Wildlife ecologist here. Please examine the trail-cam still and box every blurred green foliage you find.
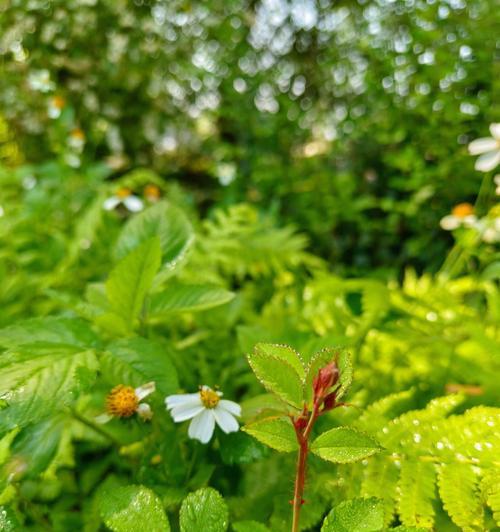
[0,1,499,531]
[1,0,498,273]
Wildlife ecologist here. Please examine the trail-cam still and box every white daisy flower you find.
[96,381,155,423]
[166,385,241,444]
[468,123,500,172]
[103,187,144,212]
[440,203,477,231]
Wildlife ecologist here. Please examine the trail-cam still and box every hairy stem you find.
[291,404,319,532]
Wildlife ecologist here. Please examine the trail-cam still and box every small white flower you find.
[28,69,54,92]
[468,123,500,172]
[166,385,241,444]
[96,381,155,423]
[440,203,477,231]
[103,188,144,212]
[494,175,500,196]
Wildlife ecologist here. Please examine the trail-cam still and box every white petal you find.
[489,123,500,139]
[103,196,120,210]
[440,215,460,230]
[95,413,113,424]
[468,138,497,155]
[462,215,478,228]
[170,403,205,422]
[165,393,201,409]
[188,410,215,443]
[124,195,144,212]
[137,403,153,421]
[475,150,500,172]
[218,399,241,417]
[135,381,155,401]
[213,406,239,434]
[494,174,500,186]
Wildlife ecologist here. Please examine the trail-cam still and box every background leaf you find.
[321,497,384,532]
[149,283,234,315]
[106,237,161,327]
[99,484,170,532]
[179,487,228,532]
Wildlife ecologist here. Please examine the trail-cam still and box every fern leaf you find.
[361,456,399,526]
[438,464,483,531]
[481,469,500,527]
[397,459,436,529]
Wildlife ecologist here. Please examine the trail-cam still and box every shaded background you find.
[0,0,498,274]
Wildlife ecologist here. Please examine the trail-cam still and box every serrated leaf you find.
[321,497,384,532]
[106,237,161,328]
[253,343,305,379]
[149,283,234,316]
[247,350,304,409]
[99,484,170,532]
[311,427,381,464]
[0,350,98,432]
[242,416,298,452]
[101,337,178,396]
[179,487,228,532]
[0,317,99,351]
[114,201,193,269]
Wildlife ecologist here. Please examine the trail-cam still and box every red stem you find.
[291,403,319,532]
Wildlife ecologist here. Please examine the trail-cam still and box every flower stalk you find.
[290,361,341,532]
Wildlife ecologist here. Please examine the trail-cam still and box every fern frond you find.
[481,469,500,527]
[397,459,436,529]
[361,456,399,526]
[438,463,483,531]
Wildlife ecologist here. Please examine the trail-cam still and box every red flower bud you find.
[322,391,337,411]
[313,361,339,399]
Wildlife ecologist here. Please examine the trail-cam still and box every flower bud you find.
[313,361,339,399]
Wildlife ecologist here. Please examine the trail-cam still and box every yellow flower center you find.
[116,187,132,199]
[71,128,85,140]
[106,385,138,417]
[52,96,65,109]
[144,184,161,199]
[452,203,474,218]
[199,388,220,409]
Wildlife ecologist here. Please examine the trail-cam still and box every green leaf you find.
[438,464,483,530]
[0,317,99,351]
[218,431,268,465]
[0,349,98,432]
[397,460,435,529]
[247,349,304,409]
[106,237,161,327]
[0,506,21,531]
[242,417,298,452]
[149,283,234,315]
[232,521,270,532]
[253,343,305,379]
[99,484,170,532]
[179,487,228,532]
[321,497,384,532]
[100,337,178,396]
[311,427,381,464]
[114,201,193,268]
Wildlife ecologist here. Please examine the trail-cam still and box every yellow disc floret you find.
[452,202,474,218]
[116,187,132,199]
[106,385,138,418]
[199,387,220,409]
